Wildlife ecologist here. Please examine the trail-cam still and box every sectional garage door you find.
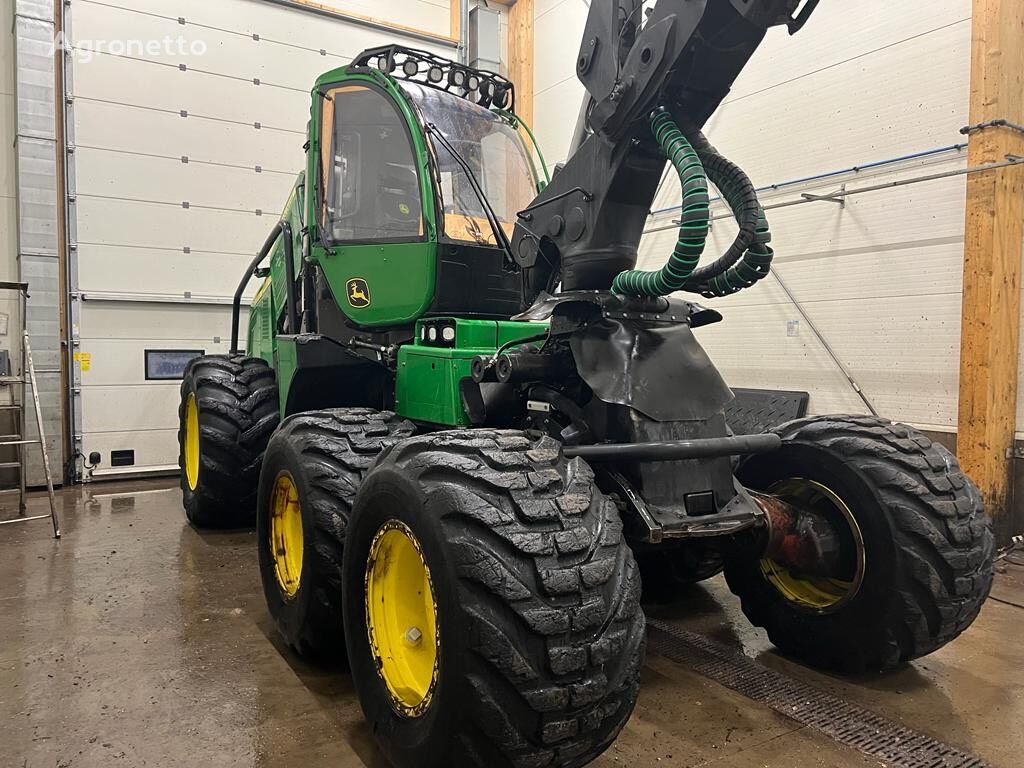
[68,0,454,477]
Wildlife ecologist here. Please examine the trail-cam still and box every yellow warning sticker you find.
[74,352,91,372]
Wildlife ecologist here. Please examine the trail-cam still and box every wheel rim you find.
[365,520,439,717]
[184,393,200,491]
[270,472,304,597]
[759,478,866,612]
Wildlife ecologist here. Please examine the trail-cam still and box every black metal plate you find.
[724,387,809,436]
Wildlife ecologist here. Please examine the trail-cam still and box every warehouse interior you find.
[2,0,1023,766]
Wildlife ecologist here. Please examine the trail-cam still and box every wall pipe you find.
[643,152,1023,236]
[648,142,968,218]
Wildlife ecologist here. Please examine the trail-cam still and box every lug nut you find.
[405,627,423,646]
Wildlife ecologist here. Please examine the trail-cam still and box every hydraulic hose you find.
[612,110,774,299]
[686,130,773,297]
[612,110,710,295]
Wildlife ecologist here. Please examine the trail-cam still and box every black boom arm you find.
[512,0,818,294]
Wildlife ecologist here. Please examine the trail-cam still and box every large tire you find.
[343,430,645,768]
[636,545,723,604]
[256,408,415,660]
[178,354,279,528]
[725,414,994,673]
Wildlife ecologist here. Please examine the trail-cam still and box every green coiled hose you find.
[612,109,774,299]
[612,110,710,295]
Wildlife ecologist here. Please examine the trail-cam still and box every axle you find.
[751,492,844,577]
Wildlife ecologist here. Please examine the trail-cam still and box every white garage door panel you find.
[72,2,332,87]
[79,303,245,341]
[77,198,271,262]
[73,99,305,172]
[71,52,312,131]
[74,0,455,475]
[74,0,450,72]
[75,150,293,213]
[80,342,210,386]
[87,430,184,476]
[78,245,262,300]
[83,386,181,433]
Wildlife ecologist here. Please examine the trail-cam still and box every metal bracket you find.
[800,184,846,207]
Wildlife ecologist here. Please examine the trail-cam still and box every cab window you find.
[320,84,424,243]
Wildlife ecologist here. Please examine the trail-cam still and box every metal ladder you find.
[0,282,60,538]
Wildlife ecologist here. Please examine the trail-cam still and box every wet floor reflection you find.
[0,479,1020,767]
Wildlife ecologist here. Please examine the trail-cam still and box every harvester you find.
[177,1,994,766]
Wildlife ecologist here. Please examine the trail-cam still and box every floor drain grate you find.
[647,620,988,768]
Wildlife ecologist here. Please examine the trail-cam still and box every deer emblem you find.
[347,278,371,308]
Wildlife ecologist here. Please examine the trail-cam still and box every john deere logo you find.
[399,202,411,216]
[347,278,371,308]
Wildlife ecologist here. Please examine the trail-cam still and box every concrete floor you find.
[1,478,1022,768]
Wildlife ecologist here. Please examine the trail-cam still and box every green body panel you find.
[273,337,300,414]
[247,173,305,369]
[315,242,437,325]
[395,319,546,425]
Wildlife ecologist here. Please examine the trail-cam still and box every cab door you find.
[313,81,437,326]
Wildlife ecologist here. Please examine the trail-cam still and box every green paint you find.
[314,241,436,326]
[396,319,547,425]
[247,173,305,367]
[274,336,299,418]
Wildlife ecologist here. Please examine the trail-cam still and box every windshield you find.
[401,82,538,247]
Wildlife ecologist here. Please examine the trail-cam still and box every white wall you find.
[535,0,977,435]
[70,0,456,476]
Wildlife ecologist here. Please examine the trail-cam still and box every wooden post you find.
[957,0,1024,541]
[508,0,534,131]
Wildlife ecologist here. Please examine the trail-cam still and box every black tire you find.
[257,408,415,660]
[636,545,723,604]
[343,430,645,768]
[725,414,994,673]
[178,354,279,528]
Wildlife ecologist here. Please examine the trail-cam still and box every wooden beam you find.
[508,0,535,131]
[957,0,1024,541]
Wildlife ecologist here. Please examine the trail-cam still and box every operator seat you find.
[379,163,421,235]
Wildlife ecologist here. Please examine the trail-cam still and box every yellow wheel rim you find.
[365,520,439,717]
[184,393,200,491]
[759,478,865,612]
[270,472,304,597]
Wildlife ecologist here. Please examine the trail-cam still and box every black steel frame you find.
[230,220,297,355]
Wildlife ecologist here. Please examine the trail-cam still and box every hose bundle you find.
[611,109,774,299]
[612,110,710,296]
